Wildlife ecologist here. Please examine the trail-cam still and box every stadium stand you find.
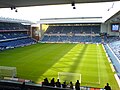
[41,25,102,43]
[0,32,29,40]
[0,22,26,30]
[0,38,35,49]
[0,21,36,51]
[45,25,100,34]
[108,40,120,60]
[106,36,120,43]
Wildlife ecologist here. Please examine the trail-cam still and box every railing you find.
[0,29,28,32]
[0,36,30,42]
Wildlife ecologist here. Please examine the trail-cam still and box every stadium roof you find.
[38,17,103,24]
[0,17,34,24]
[0,0,120,24]
[105,10,120,23]
[0,0,119,8]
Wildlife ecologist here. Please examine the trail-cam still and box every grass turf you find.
[0,43,119,89]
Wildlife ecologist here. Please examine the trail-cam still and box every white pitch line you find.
[96,44,101,84]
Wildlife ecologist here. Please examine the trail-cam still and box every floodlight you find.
[13,7,16,9]
[15,9,18,12]
[71,2,75,6]
[73,6,76,9]
[10,7,13,10]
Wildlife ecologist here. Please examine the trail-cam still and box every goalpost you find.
[0,66,17,78]
[58,72,81,84]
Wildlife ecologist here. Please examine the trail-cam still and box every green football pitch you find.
[0,43,119,89]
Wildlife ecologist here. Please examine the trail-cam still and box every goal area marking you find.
[58,72,81,84]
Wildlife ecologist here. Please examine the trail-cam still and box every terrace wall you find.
[104,44,120,77]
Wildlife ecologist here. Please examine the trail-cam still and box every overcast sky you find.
[0,1,120,23]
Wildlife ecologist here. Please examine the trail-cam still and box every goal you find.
[0,66,17,78]
[58,72,81,84]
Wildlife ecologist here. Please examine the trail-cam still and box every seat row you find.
[41,35,102,43]
[109,40,120,60]
[46,26,100,34]
[0,32,29,40]
[0,38,36,50]
[0,22,25,30]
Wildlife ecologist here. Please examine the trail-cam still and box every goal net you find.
[0,66,17,78]
[58,72,81,84]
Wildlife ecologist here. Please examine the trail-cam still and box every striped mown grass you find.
[0,43,119,89]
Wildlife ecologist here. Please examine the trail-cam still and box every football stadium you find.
[0,0,120,90]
